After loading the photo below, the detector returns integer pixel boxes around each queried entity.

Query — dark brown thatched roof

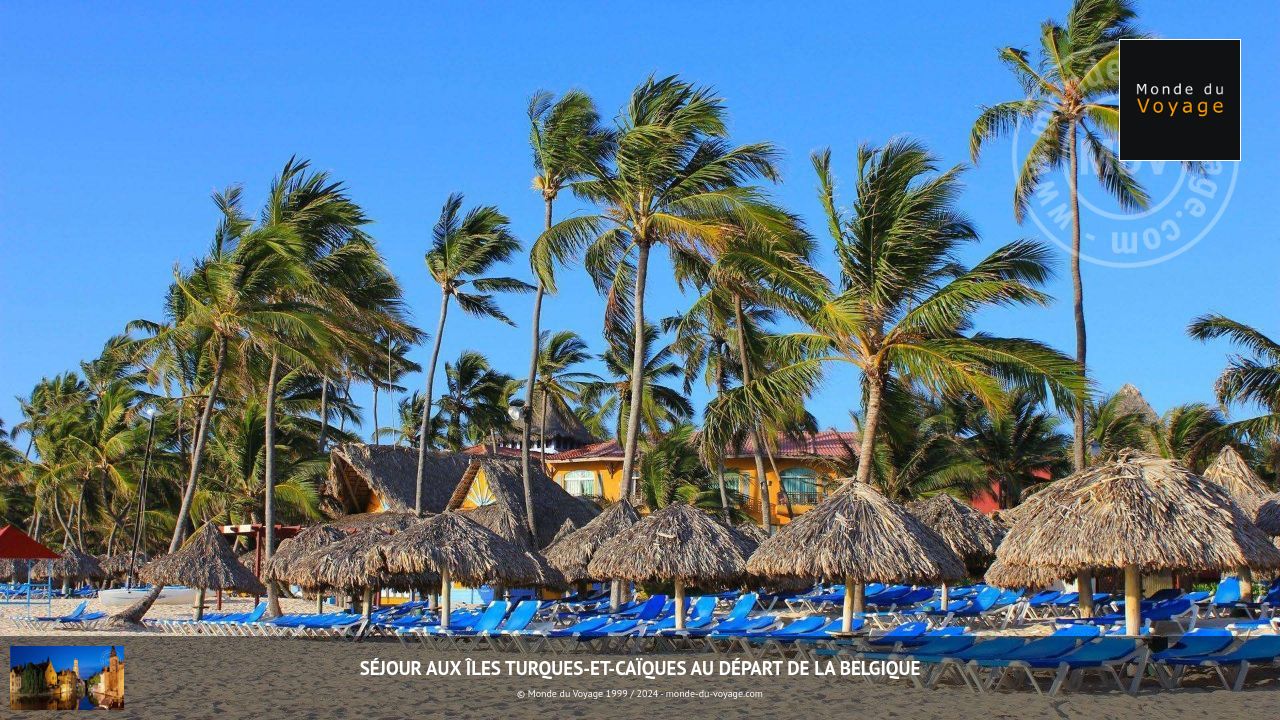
[367,511,540,587]
[747,481,966,584]
[550,518,580,544]
[288,528,438,593]
[1114,383,1159,424]
[1203,446,1270,517]
[991,451,1280,582]
[543,500,640,583]
[100,553,149,580]
[139,523,266,593]
[587,503,751,585]
[324,444,472,515]
[31,548,106,581]
[262,524,347,584]
[328,511,419,532]
[504,390,597,446]
[322,446,598,549]
[907,494,1004,563]
[1256,494,1280,536]
[465,457,599,548]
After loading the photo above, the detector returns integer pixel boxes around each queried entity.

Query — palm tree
[708,140,1086,499]
[578,322,693,452]
[435,351,512,451]
[535,75,786,500]
[357,333,419,446]
[952,389,1071,507]
[1084,390,1152,460]
[414,194,532,514]
[1188,314,1280,440]
[971,0,1146,471]
[1144,402,1228,471]
[520,90,613,537]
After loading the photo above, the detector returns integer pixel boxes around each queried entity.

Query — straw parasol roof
[262,523,347,584]
[139,523,266,594]
[288,528,438,593]
[468,503,537,550]
[747,481,966,584]
[1203,445,1270,517]
[985,557,1073,589]
[1256,494,1280,536]
[907,493,1004,563]
[329,511,420,532]
[0,559,28,582]
[587,503,751,586]
[367,511,540,587]
[543,500,640,583]
[31,548,106,581]
[100,553,149,580]
[989,451,1280,582]
[549,518,580,544]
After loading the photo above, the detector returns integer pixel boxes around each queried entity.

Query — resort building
[545,431,858,526]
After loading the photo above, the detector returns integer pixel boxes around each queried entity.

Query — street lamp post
[125,406,158,590]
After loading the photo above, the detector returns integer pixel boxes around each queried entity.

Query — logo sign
[1120,39,1241,161]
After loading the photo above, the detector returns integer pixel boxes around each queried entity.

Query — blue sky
[2,1,1277,438]
[10,645,123,678]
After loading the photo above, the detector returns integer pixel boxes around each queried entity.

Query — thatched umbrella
[748,481,965,632]
[32,548,106,587]
[549,518,580,545]
[908,493,1005,607]
[329,511,419,532]
[990,451,1280,635]
[1257,494,1280,536]
[0,558,28,582]
[366,511,539,628]
[261,523,347,613]
[588,503,751,630]
[140,523,266,620]
[1203,445,1273,599]
[543,500,640,584]
[288,528,438,619]
[100,552,149,582]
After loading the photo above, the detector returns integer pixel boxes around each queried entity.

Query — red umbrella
[0,526,59,560]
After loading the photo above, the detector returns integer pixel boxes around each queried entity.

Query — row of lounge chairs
[10,600,106,630]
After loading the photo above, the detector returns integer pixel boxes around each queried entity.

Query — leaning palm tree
[414,194,532,514]
[520,90,613,538]
[971,0,1147,471]
[534,75,786,500]
[705,139,1087,493]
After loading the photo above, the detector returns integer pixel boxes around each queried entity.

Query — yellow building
[546,431,857,526]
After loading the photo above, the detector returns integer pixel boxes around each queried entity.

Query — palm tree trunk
[110,339,228,627]
[855,372,884,486]
[716,462,730,523]
[764,444,794,525]
[734,297,773,531]
[618,242,651,502]
[317,376,329,450]
[171,339,228,551]
[519,198,553,541]
[1068,123,1087,473]
[263,351,283,618]
[415,291,450,515]
[371,384,379,446]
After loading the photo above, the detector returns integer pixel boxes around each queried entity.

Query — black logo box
[1119,39,1240,162]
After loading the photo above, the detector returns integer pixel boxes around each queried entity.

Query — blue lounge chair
[1058,597,1197,633]
[455,600,541,650]
[508,616,610,654]
[1159,635,1280,691]
[919,636,1029,689]
[1137,628,1234,690]
[1202,577,1242,616]
[418,601,510,647]
[964,626,1101,690]
[997,638,1144,695]
[754,618,849,659]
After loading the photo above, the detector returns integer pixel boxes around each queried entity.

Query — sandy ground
[1,598,1275,719]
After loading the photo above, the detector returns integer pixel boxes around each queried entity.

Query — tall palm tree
[520,90,613,537]
[414,194,531,513]
[1188,314,1280,440]
[971,0,1146,471]
[357,333,419,446]
[1144,402,1228,472]
[535,75,786,500]
[435,350,512,451]
[708,140,1086,502]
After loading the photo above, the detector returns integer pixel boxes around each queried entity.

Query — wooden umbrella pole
[841,574,855,632]
[1124,565,1141,637]
[610,578,621,611]
[852,582,865,614]
[1239,567,1253,602]
[674,580,686,630]
[1077,569,1095,618]
[940,582,950,610]
[316,593,324,614]
[194,587,206,621]
[362,586,373,620]
[440,567,452,630]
